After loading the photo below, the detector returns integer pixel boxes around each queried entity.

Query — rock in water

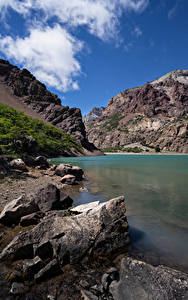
[0,196,130,266]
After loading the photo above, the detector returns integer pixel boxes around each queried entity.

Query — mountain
[86,70,188,153]
[0,59,100,155]
[83,107,105,123]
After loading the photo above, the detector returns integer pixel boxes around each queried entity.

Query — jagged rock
[71,201,100,213]
[101,268,119,291]
[34,259,62,283]
[20,212,44,227]
[83,107,105,123]
[35,156,50,169]
[9,159,28,171]
[81,289,99,300]
[0,196,130,265]
[61,174,76,185]
[23,256,44,278]
[34,184,73,213]
[0,195,39,226]
[109,257,188,300]
[10,282,28,295]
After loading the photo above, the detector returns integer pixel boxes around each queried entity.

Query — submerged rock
[55,163,84,181]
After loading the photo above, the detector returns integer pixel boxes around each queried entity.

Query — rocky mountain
[83,106,105,123]
[86,70,188,153]
[0,59,100,155]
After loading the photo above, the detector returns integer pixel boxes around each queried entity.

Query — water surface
[51,154,188,271]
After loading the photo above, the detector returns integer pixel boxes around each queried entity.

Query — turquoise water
[51,154,188,271]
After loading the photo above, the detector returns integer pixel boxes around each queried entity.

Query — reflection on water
[51,154,188,271]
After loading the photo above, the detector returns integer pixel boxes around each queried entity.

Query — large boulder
[34,184,73,213]
[0,195,39,226]
[35,156,50,169]
[9,158,28,171]
[55,164,84,181]
[109,257,188,300]
[0,196,130,267]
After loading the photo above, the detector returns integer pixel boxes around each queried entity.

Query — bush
[0,103,82,157]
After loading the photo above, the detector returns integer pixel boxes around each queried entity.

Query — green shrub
[0,103,82,157]
[101,113,124,131]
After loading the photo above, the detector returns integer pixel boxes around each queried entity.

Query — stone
[101,268,119,290]
[71,201,100,213]
[55,164,73,177]
[109,257,188,300]
[20,212,44,227]
[22,155,36,167]
[34,259,62,283]
[55,163,84,181]
[0,157,10,178]
[10,282,27,295]
[80,289,99,300]
[0,196,130,265]
[23,256,44,278]
[61,174,76,185]
[0,195,39,226]
[34,184,73,212]
[9,159,28,171]
[35,156,50,169]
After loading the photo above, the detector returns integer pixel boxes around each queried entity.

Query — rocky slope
[0,59,100,155]
[83,106,105,123]
[86,70,188,153]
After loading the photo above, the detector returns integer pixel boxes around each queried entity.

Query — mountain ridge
[86,69,188,153]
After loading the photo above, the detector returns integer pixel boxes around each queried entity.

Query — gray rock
[81,289,99,300]
[0,195,39,226]
[10,159,28,171]
[10,282,27,295]
[55,163,84,181]
[61,174,76,185]
[34,184,73,212]
[23,256,44,278]
[34,259,61,283]
[0,196,130,265]
[71,201,100,213]
[109,257,188,300]
[35,156,50,169]
[20,211,44,227]
[101,268,119,291]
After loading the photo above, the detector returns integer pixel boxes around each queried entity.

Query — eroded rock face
[86,70,188,152]
[0,59,100,154]
[0,196,130,267]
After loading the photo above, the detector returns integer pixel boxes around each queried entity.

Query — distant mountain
[86,70,188,153]
[0,59,101,155]
[83,107,105,123]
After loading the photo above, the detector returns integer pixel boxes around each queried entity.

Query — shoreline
[104,152,188,155]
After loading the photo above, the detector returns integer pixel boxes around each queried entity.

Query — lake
[51,154,188,272]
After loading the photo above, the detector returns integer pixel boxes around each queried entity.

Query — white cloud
[133,26,142,37]
[0,0,149,93]
[0,25,83,91]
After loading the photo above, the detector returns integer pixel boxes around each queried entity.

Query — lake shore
[104,151,188,155]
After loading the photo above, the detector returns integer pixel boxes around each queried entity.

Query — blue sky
[0,0,187,116]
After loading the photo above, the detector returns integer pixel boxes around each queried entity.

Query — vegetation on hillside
[0,103,82,157]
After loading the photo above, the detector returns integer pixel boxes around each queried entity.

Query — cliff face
[83,107,105,123]
[0,59,100,155]
[86,70,188,153]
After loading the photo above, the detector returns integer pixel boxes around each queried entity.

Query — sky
[0,0,187,116]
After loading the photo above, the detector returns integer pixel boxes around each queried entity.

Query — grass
[0,103,82,157]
